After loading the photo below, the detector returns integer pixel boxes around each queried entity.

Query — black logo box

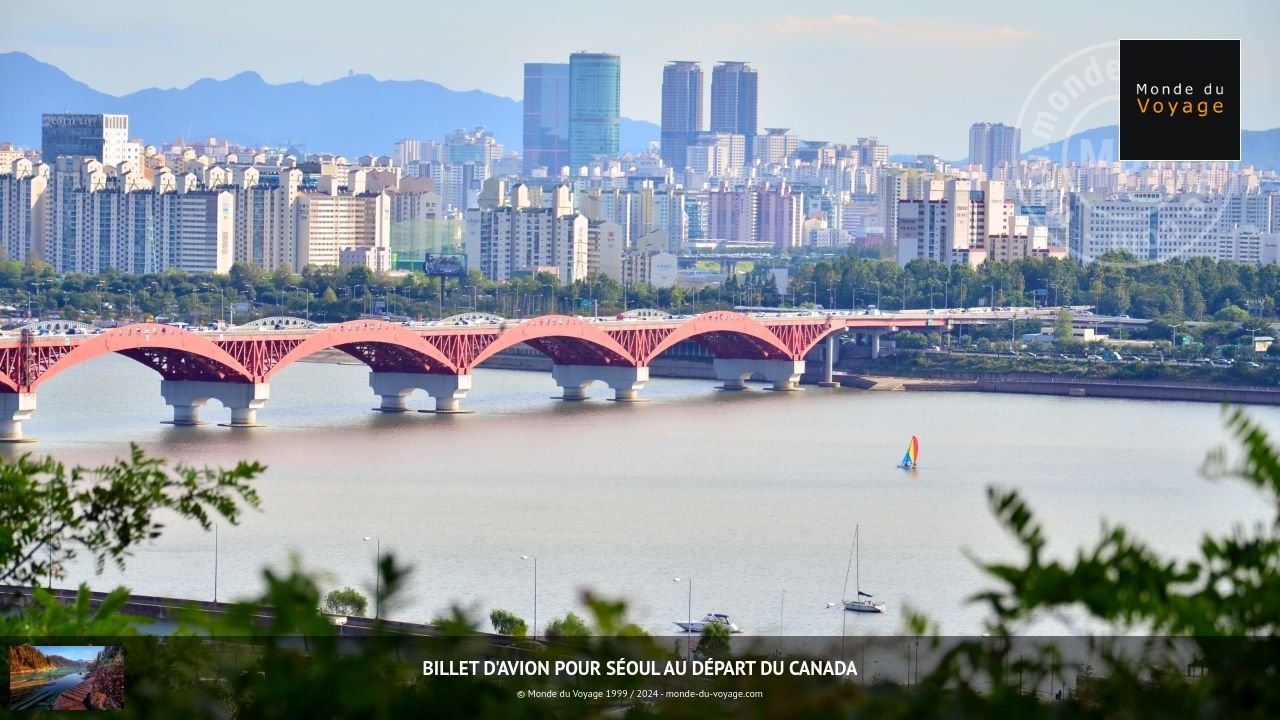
[1119,39,1240,161]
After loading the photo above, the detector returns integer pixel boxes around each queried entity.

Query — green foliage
[1053,308,1074,341]
[488,608,528,637]
[1214,303,1250,323]
[696,621,731,657]
[0,444,263,587]
[544,611,590,638]
[321,586,368,617]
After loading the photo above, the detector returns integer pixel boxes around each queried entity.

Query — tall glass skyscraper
[523,63,570,175]
[568,52,621,169]
[660,61,703,172]
[710,62,758,163]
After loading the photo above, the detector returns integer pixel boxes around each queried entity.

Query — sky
[32,646,104,663]
[3,0,1277,157]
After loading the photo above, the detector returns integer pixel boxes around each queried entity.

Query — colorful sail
[901,435,919,467]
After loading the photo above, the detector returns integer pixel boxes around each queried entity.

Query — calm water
[8,669,83,710]
[8,354,1275,637]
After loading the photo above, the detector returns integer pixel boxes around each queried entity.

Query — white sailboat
[842,524,885,614]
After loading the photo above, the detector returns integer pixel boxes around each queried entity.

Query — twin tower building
[522,55,758,177]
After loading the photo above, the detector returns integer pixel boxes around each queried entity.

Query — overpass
[0,307,1045,441]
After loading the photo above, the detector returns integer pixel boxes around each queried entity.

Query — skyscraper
[660,61,703,172]
[710,62,758,164]
[968,123,1021,175]
[523,63,570,175]
[568,52,621,169]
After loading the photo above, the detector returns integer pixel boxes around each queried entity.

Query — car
[1248,361,1262,368]
[1025,351,1039,358]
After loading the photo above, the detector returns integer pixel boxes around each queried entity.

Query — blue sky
[31,646,104,663]
[3,0,1276,156]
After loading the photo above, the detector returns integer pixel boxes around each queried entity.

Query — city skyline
[3,1,1278,158]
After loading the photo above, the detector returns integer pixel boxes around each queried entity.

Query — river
[6,354,1274,637]
[8,669,83,710]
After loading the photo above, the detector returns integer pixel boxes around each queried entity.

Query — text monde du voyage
[422,659,860,677]
[1134,82,1228,118]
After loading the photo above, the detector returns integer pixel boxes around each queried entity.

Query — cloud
[755,14,1034,48]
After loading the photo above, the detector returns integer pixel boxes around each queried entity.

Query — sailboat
[842,524,886,614]
[899,435,919,469]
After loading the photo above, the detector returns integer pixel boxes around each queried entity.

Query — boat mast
[855,524,861,597]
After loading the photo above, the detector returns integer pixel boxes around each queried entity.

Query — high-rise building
[568,52,621,169]
[465,180,587,283]
[41,113,130,165]
[0,159,50,263]
[523,63,571,175]
[660,61,703,172]
[710,62,758,165]
[968,123,1021,175]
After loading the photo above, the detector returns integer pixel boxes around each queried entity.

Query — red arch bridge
[0,308,981,441]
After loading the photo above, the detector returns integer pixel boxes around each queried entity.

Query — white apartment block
[0,159,49,262]
[1069,192,1273,263]
[295,190,390,271]
[465,180,587,284]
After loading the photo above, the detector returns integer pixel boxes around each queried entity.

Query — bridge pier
[369,372,472,413]
[160,380,270,427]
[551,364,649,401]
[0,392,37,442]
[818,335,839,387]
[870,332,882,359]
[714,358,805,391]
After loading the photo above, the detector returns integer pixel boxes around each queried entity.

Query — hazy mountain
[1023,124,1280,171]
[0,52,659,156]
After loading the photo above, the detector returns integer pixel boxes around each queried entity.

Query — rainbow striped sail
[900,435,919,468]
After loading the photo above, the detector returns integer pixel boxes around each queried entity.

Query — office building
[465,179,588,283]
[41,113,130,165]
[523,63,571,175]
[568,52,621,169]
[660,61,703,172]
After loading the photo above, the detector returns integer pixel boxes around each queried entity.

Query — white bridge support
[160,380,270,427]
[870,332,883,359]
[369,372,472,413]
[0,392,37,442]
[714,358,806,391]
[818,335,839,387]
[551,364,649,401]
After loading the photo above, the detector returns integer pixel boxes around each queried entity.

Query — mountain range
[1,52,1275,170]
[0,52,659,157]
[9,645,88,674]
[1022,125,1280,171]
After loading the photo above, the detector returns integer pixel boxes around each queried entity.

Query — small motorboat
[674,613,743,634]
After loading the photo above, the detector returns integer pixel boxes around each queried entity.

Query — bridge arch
[18,323,254,392]
[467,315,637,370]
[638,311,794,364]
[261,319,460,379]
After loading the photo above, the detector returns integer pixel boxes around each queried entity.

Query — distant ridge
[1022,124,1280,171]
[0,52,659,156]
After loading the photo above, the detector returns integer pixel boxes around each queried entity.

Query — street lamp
[363,536,381,619]
[521,555,538,639]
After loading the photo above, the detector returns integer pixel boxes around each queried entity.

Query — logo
[1119,39,1240,161]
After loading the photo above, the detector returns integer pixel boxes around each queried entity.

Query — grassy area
[871,352,1280,388]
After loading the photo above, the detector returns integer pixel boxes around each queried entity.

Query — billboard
[423,253,467,278]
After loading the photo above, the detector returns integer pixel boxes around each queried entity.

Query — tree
[543,611,590,638]
[0,445,262,588]
[697,620,731,657]
[1213,303,1249,323]
[488,609,528,637]
[321,587,368,617]
[1053,308,1074,342]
